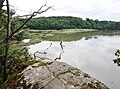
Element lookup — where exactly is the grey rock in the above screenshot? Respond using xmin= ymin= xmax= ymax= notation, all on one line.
xmin=1 ymin=60 xmax=109 ymax=89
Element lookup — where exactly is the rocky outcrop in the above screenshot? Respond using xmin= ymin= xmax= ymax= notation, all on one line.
xmin=1 ymin=60 xmax=109 ymax=89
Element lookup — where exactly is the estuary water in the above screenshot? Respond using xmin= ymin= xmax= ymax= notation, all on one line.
xmin=28 ymin=35 xmax=120 ymax=89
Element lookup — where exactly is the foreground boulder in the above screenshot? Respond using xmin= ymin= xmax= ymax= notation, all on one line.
xmin=1 ymin=60 xmax=109 ymax=89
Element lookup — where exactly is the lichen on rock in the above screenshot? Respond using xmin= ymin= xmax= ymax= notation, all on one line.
xmin=0 ymin=60 xmax=109 ymax=89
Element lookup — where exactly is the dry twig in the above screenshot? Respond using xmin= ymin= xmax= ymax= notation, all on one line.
xmin=0 ymin=4 xmax=54 ymax=44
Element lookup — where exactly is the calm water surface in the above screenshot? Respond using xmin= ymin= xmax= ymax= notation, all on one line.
xmin=28 ymin=36 xmax=120 ymax=89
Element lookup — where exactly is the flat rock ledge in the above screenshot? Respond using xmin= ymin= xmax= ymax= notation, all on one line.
xmin=1 ymin=60 xmax=109 ymax=89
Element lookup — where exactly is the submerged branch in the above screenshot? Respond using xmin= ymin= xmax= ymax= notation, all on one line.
xmin=54 ymin=41 xmax=64 ymax=60
xmin=33 ymin=41 xmax=64 ymax=61
xmin=33 ymin=43 xmax=52 ymax=59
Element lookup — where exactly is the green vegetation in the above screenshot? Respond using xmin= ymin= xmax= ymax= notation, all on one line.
xmin=114 ymin=50 xmax=120 ymax=66
xmin=1 ymin=2 xmax=120 ymax=85
xmin=0 ymin=14 xmax=36 ymax=83
xmin=0 ymin=48 xmax=36 ymax=84
xmin=24 ymin=29 xmax=120 ymax=41
xmin=26 ymin=16 xmax=120 ymax=30
xmin=0 ymin=29 xmax=36 ymax=85
xmin=0 ymin=1 xmax=36 ymax=84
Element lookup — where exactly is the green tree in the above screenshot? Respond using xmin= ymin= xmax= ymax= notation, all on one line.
xmin=0 ymin=0 xmax=52 ymax=83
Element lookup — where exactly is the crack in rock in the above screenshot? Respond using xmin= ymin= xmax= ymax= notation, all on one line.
xmin=1 ymin=60 xmax=109 ymax=89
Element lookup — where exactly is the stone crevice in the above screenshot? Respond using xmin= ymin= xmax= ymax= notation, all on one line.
xmin=0 ymin=60 xmax=109 ymax=89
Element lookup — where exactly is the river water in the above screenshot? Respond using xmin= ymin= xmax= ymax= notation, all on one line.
xmin=28 ymin=35 xmax=120 ymax=89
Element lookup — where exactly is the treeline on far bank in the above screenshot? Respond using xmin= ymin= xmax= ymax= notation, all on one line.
xmin=25 ymin=16 xmax=120 ymax=30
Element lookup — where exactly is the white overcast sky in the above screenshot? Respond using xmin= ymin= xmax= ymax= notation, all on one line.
xmin=9 ymin=0 xmax=120 ymax=21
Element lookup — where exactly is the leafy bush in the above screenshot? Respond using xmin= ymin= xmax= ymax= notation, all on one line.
xmin=113 ymin=50 xmax=120 ymax=66
xmin=0 ymin=49 xmax=36 ymax=84
xmin=14 ymin=31 xmax=28 ymax=41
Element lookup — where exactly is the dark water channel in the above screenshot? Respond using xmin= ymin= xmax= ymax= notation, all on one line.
xmin=28 ymin=35 xmax=120 ymax=89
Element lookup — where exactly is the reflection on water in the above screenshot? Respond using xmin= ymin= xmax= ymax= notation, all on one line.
xmin=28 ymin=36 xmax=120 ymax=89
xmin=44 ymin=30 xmax=120 ymax=41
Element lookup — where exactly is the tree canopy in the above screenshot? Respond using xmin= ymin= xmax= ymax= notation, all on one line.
xmin=26 ymin=16 xmax=120 ymax=30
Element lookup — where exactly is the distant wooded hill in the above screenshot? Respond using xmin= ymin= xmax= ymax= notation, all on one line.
xmin=25 ymin=16 xmax=120 ymax=30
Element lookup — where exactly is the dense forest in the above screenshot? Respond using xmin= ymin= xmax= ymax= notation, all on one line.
xmin=26 ymin=16 xmax=120 ymax=30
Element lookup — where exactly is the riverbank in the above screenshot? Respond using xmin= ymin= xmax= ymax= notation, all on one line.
xmin=11 ymin=29 xmax=97 ymax=49
xmin=2 ymin=29 xmax=120 ymax=88
xmin=11 ymin=29 xmax=120 ymax=49
xmin=27 ymin=33 xmax=120 ymax=89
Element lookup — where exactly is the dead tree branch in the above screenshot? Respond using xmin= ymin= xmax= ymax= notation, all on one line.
xmin=44 ymin=43 xmax=52 ymax=53
xmin=33 ymin=41 xmax=64 ymax=61
xmin=54 ymin=41 xmax=64 ymax=60
xmin=0 ymin=0 xmax=5 ymax=14
xmin=0 ymin=4 xmax=53 ymax=44
xmin=1 ymin=1 xmax=53 ymax=82
xmin=3 ymin=0 xmax=10 ymax=82
xmin=33 ymin=43 xmax=52 ymax=59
